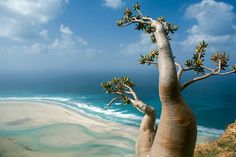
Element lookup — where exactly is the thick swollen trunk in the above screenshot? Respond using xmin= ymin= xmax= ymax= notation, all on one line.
xmin=149 ymin=97 xmax=197 ymax=157
xmin=148 ymin=22 xmax=197 ymax=157
xmin=136 ymin=114 xmax=156 ymax=157
xmin=131 ymin=100 xmax=156 ymax=157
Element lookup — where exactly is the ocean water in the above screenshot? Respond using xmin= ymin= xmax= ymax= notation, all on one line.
xmin=0 ymin=70 xmax=235 ymax=138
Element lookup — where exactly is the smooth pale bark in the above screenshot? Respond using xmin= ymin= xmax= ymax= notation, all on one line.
xmin=131 ymin=100 xmax=156 ymax=157
xmin=148 ymin=22 xmax=197 ymax=157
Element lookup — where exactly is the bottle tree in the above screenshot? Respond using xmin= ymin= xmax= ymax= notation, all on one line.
xmin=101 ymin=3 xmax=236 ymax=157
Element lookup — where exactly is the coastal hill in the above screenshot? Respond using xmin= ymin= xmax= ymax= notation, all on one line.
xmin=195 ymin=120 xmax=236 ymax=157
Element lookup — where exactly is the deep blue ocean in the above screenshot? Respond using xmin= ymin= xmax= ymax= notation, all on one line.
xmin=0 ymin=70 xmax=235 ymax=138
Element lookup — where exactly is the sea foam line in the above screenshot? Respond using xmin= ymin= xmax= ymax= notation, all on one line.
xmin=73 ymin=102 xmax=142 ymax=120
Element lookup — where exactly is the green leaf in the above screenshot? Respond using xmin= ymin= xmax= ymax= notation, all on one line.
xmin=211 ymin=51 xmax=229 ymax=70
xmin=157 ymin=16 xmax=165 ymax=22
xmin=132 ymin=3 xmax=141 ymax=10
xmin=231 ymin=64 xmax=236 ymax=72
xmin=149 ymin=49 xmax=159 ymax=57
xmin=135 ymin=23 xmax=145 ymax=31
xmin=124 ymin=8 xmax=132 ymax=19
xmin=121 ymin=96 xmax=131 ymax=104
xmin=116 ymin=19 xmax=123 ymax=26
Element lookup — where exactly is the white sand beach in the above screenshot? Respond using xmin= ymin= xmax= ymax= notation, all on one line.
xmin=0 ymin=101 xmax=137 ymax=157
xmin=0 ymin=101 xmax=217 ymax=157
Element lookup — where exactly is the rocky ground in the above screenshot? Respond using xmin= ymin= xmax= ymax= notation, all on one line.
xmin=195 ymin=120 xmax=236 ymax=157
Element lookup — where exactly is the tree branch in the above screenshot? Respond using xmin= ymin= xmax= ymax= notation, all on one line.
xmin=180 ymin=72 xmax=214 ymax=90
xmin=180 ymin=65 xmax=235 ymax=91
xmin=122 ymin=83 xmax=139 ymax=100
xmin=108 ymin=97 xmax=121 ymax=107
xmin=131 ymin=17 xmax=152 ymax=24
xmin=122 ymin=84 xmax=155 ymax=115
xmin=201 ymin=66 xmax=214 ymax=72
xmin=142 ymin=16 xmax=154 ymax=22
xmin=143 ymin=61 xmax=158 ymax=65
xmin=218 ymin=71 xmax=235 ymax=75
xmin=107 ymin=84 xmax=155 ymax=115
xmin=175 ymin=62 xmax=184 ymax=82
xmin=174 ymin=62 xmax=193 ymax=82
xmin=214 ymin=60 xmax=222 ymax=74
xmin=137 ymin=9 xmax=143 ymax=17
xmin=130 ymin=99 xmax=155 ymax=116
xmin=120 ymin=17 xmax=153 ymax=27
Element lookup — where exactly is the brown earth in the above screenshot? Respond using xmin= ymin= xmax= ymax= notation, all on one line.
xmin=195 ymin=120 xmax=236 ymax=157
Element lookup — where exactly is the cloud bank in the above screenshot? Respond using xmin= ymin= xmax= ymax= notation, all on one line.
xmin=183 ymin=0 xmax=236 ymax=46
xmin=0 ymin=0 xmax=68 ymax=41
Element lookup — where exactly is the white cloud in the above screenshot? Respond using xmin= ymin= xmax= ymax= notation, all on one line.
xmin=0 ymin=24 xmax=92 ymax=56
xmin=120 ymin=33 xmax=156 ymax=55
xmin=49 ymin=24 xmax=88 ymax=54
xmin=60 ymin=24 xmax=73 ymax=35
xmin=183 ymin=0 xmax=236 ymax=45
xmin=0 ymin=23 xmax=104 ymax=71
xmin=182 ymin=34 xmax=232 ymax=46
xmin=0 ymin=0 xmax=67 ymax=41
xmin=39 ymin=29 xmax=48 ymax=40
xmin=30 ymin=42 xmax=47 ymax=54
xmin=103 ymin=0 xmax=123 ymax=9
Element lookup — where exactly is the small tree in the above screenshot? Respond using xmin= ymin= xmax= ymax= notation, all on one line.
xmin=101 ymin=3 xmax=236 ymax=157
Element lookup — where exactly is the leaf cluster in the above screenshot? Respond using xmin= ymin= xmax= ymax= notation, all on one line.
xmin=117 ymin=3 xmax=179 ymax=43
xmin=157 ymin=16 xmax=178 ymax=39
xmin=139 ymin=49 xmax=159 ymax=65
xmin=211 ymin=51 xmax=229 ymax=70
xmin=101 ymin=77 xmax=135 ymax=104
xmin=132 ymin=3 xmax=141 ymax=10
xmin=185 ymin=41 xmax=208 ymax=73
xmin=185 ymin=41 xmax=234 ymax=74
xmin=232 ymin=64 xmax=236 ymax=72
xmin=116 ymin=3 xmax=156 ymax=43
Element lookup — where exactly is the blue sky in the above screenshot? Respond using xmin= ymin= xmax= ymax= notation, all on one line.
xmin=0 ymin=0 xmax=236 ymax=73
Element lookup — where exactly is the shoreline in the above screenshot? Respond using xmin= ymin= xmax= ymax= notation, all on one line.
xmin=0 ymin=100 xmax=220 ymax=156
xmin=0 ymin=100 xmax=138 ymax=136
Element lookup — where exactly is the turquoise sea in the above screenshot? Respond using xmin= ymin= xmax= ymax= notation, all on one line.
xmin=0 ymin=70 xmax=235 ymax=138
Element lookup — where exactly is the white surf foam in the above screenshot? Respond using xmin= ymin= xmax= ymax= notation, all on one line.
xmin=73 ymin=102 xmax=142 ymax=120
